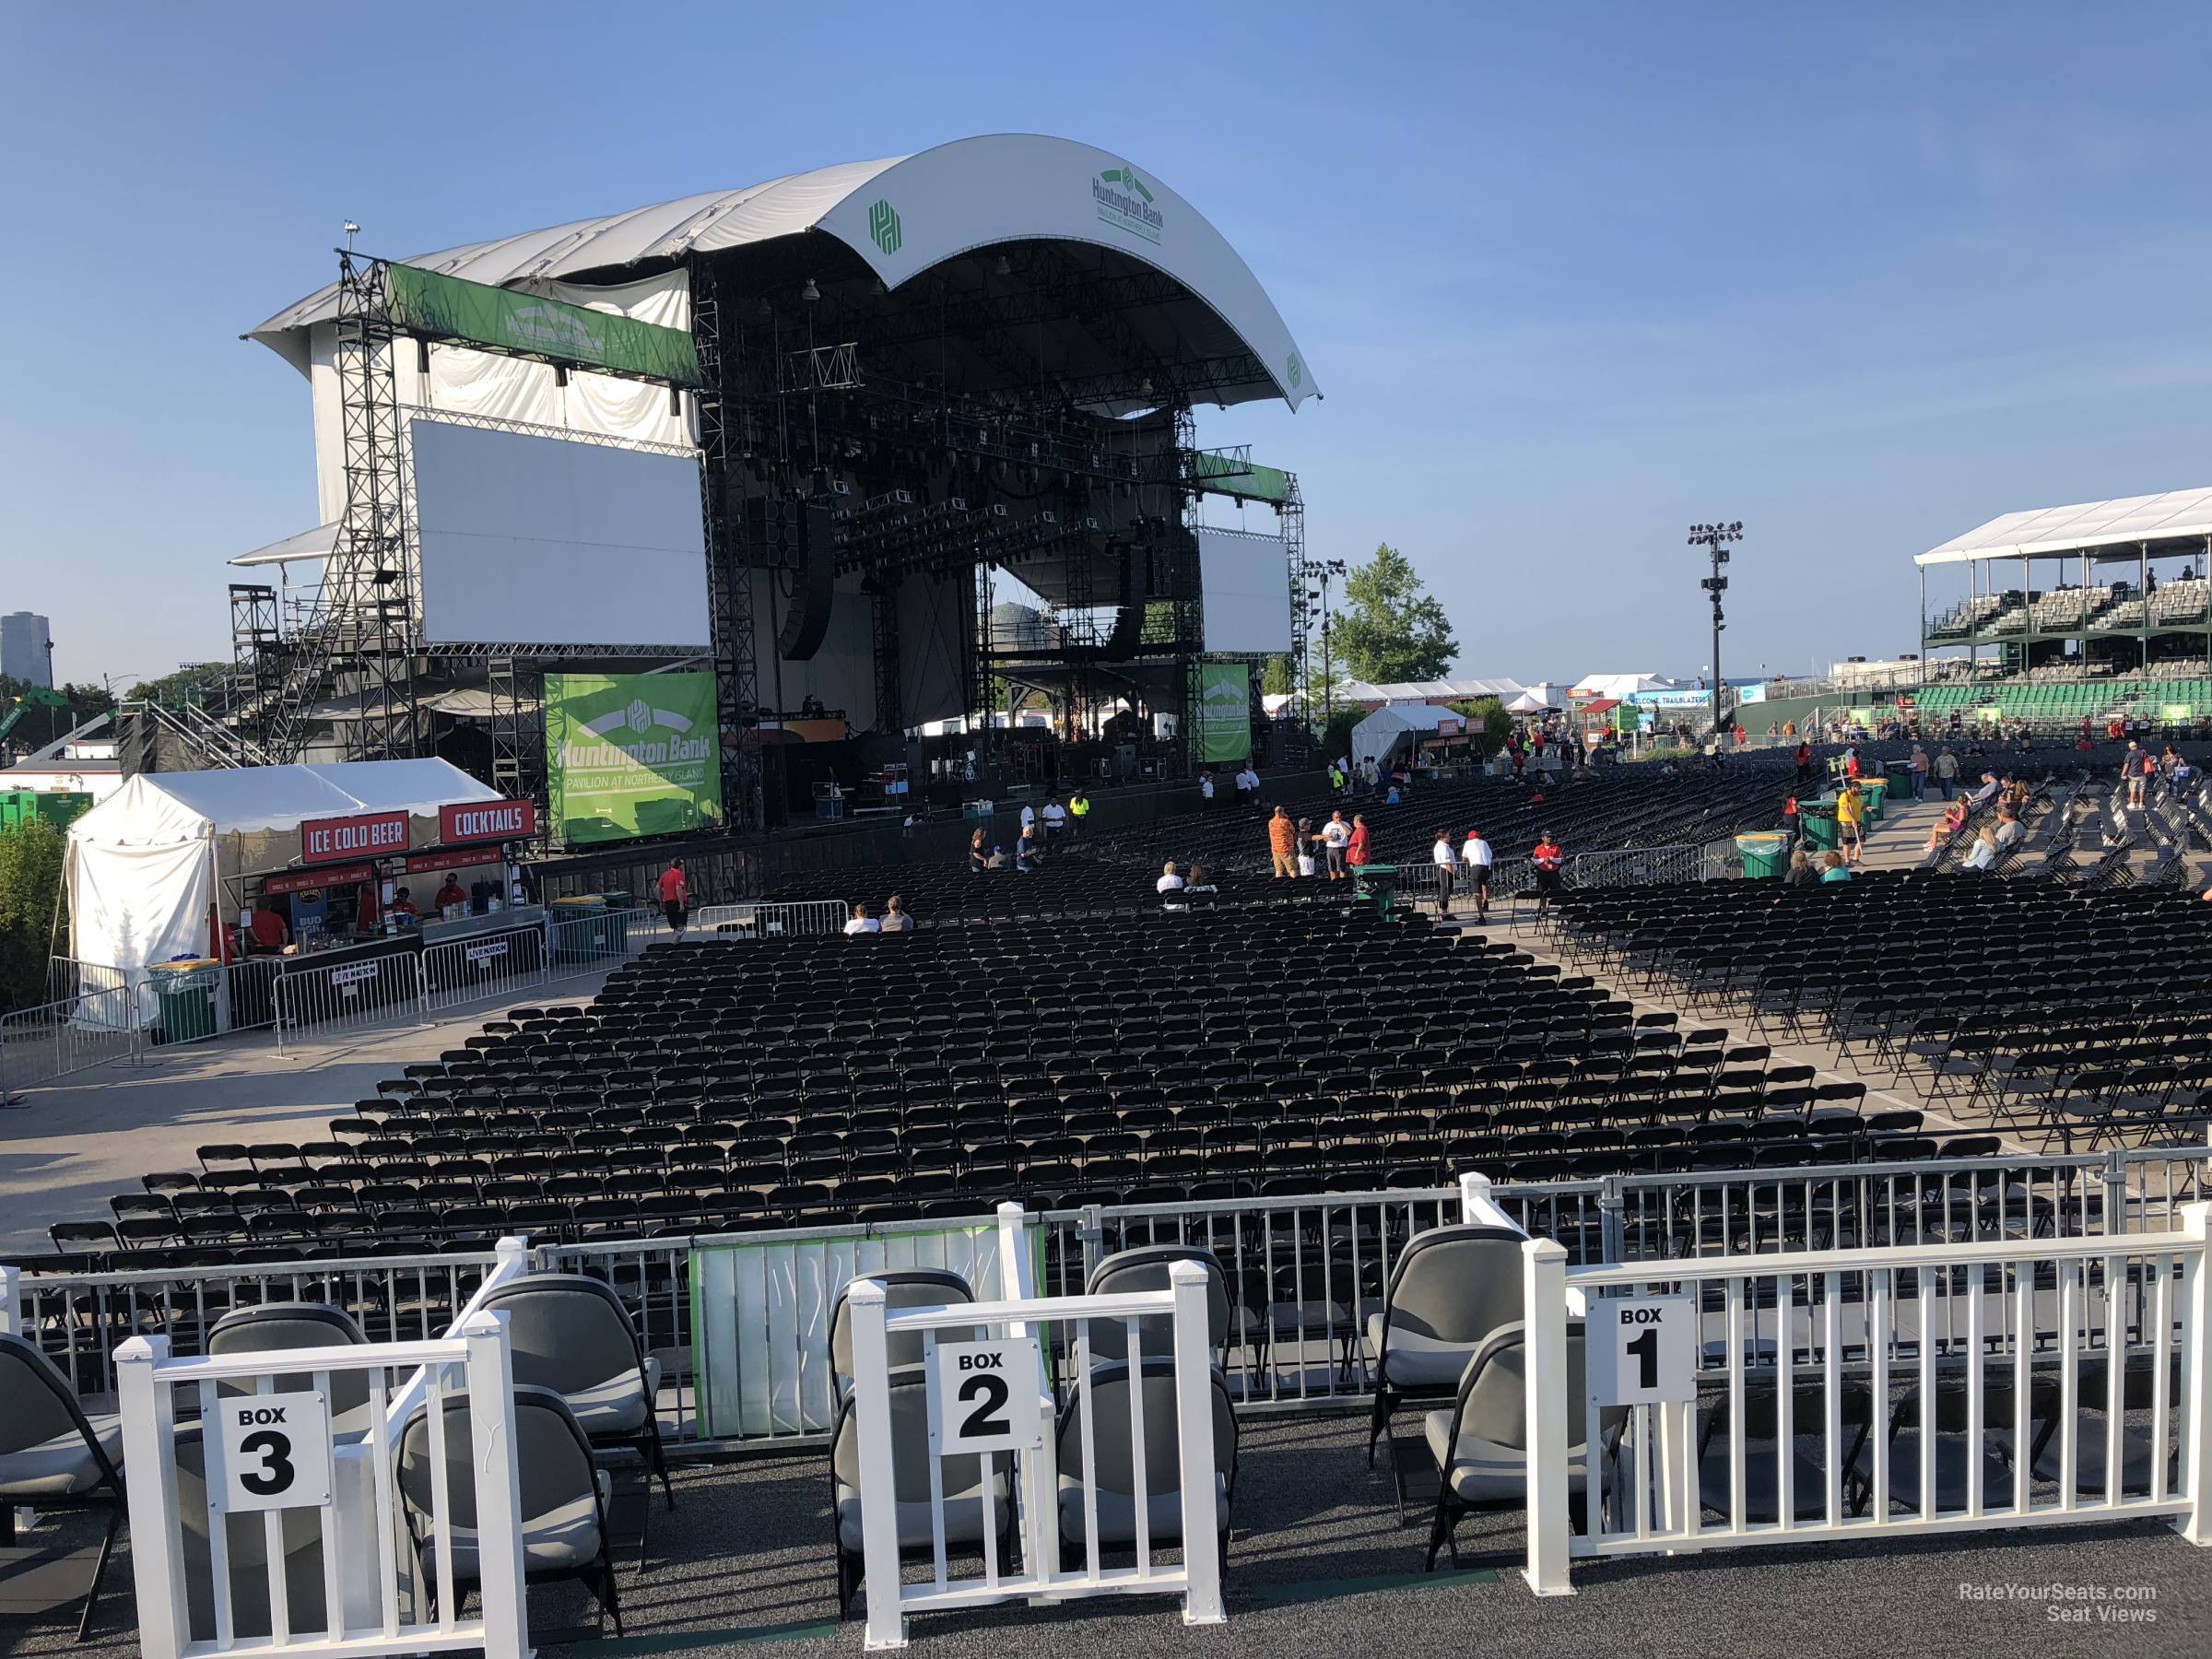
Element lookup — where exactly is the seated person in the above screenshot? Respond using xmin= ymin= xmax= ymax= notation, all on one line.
xmin=1923 ymin=796 xmax=1971 ymax=852
xmin=1182 ymin=863 xmax=1220 ymax=907
xmin=880 ymin=895 xmax=916 ymax=931
xmin=1969 ymin=771 xmax=2001 ymax=806
xmin=1156 ymin=860 xmax=1186 ymax=895
xmin=1960 ymin=826 xmax=1999 ymax=871
xmin=1992 ymin=807 xmax=2026 ymax=850
xmin=1819 ymin=851 xmax=1853 ymax=883
xmin=843 ymin=902 xmax=881 ymax=935
xmin=386 ymin=886 xmax=418 ymax=924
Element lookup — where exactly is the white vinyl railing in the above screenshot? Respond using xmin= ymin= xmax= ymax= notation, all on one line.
xmin=113 ymin=1236 xmax=538 ymax=1658
xmin=844 ymin=1203 xmax=1224 ymax=1648
xmin=116 ymin=1314 xmax=528 ymax=1659
xmin=1520 ymin=1201 xmax=2212 ymax=1594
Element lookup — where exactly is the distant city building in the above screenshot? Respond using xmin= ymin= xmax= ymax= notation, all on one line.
xmin=1 ymin=611 xmax=53 ymax=688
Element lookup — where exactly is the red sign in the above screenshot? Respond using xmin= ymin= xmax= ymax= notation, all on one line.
xmin=406 ymin=847 xmax=499 ymax=876
xmin=439 ymin=799 xmax=536 ymax=844
xmin=264 ymin=863 xmax=371 ymax=896
xmin=300 ymin=810 xmax=411 ymax=865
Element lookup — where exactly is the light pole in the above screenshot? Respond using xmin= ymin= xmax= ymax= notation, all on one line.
xmin=1303 ymin=559 xmax=1348 ymax=736
xmin=1688 ymin=521 xmax=1743 ymax=747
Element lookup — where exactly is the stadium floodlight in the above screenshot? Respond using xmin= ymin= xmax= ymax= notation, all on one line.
xmin=342 ymin=221 xmax=360 ymax=251
xmin=1308 ymin=557 xmax=1350 ymax=731
xmin=801 ymin=277 xmax=820 ymax=302
xmin=1687 ymin=520 xmax=1746 ymax=749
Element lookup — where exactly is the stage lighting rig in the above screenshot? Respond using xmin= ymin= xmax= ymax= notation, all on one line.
xmin=1687 ymin=521 xmax=1744 ymax=744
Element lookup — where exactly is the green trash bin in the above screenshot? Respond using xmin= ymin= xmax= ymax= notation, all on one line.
xmin=148 ymin=959 xmax=219 ymax=1043
xmin=1858 ymin=778 xmax=1888 ymax=823
xmin=1352 ymin=863 xmax=1400 ymax=920
xmin=550 ymin=894 xmax=609 ymax=963
xmin=598 ymin=895 xmax=634 ymax=953
xmin=1735 ymin=832 xmax=1788 ymax=879
xmin=1802 ymin=808 xmax=1839 ymax=852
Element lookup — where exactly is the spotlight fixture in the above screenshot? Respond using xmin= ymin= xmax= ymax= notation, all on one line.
xmin=994 ymin=254 xmax=1013 ymax=277
xmin=756 ymin=297 xmax=773 ymax=319
xmin=1686 ymin=519 xmax=1747 ymax=745
xmin=801 ymin=277 xmax=820 ymax=302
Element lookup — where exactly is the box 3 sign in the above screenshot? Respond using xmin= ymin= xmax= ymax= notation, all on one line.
xmin=300 ymin=810 xmax=410 ymax=866
xmin=1586 ymin=1295 xmax=1696 ymax=1406
xmin=929 ymin=1337 xmax=1042 ymax=1454
xmin=214 ymin=1390 xmax=332 ymax=1512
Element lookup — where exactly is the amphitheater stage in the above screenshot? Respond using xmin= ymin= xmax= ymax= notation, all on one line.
xmin=13 ymin=1412 xmax=2210 ymax=1657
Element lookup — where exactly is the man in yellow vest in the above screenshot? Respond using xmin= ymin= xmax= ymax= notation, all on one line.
xmin=1068 ymin=788 xmax=1090 ymax=838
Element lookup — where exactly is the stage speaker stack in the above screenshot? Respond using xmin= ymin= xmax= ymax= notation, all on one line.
xmin=771 ymin=499 xmax=837 ymax=661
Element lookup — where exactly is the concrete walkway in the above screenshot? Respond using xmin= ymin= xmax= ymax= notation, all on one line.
xmin=0 ymin=964 xmax=622 ymax=1254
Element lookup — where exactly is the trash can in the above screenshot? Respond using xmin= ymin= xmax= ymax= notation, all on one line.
xmin=1801 ymin=808 xmax=1839 ymax=852
xmin=1735 ymin=832 xmax=1788 ymax=879
xmin=1858 ymin=778 xmax=1888 ymax=822
xmin=1352 ymin=863 xmax=1400 ymax=920
xmin=148 ymin=959 xmax=220 ymax=1043
xmin=550 ymin=894 xmax=609 ymax=963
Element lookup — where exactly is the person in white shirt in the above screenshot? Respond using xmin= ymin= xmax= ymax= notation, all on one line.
xmin=1320 ymin=811 xmax=1352 ymax=880
xmin=1198 ymin=771 xmax=1216 ymax=811
xmin=1156 ymin=860 xmax=1186 ymax=894
xmin=1041 ymin=798 xmax=1066 ymax=840
xmin=843 ymin=902 xmax=881 ymax=935
xmin=1019 ymin=801 xmax=1037 ymax=835
xmin=1461 ymin=829 xmax=1495 ymax=921
xmin=1430 ymin=830 xmax=1458 ymax=917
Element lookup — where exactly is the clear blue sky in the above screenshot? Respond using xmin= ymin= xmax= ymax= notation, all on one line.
xmin=5 ymin=2 xmax=2208 ymax=688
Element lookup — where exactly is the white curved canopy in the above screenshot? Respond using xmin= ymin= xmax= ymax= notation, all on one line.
xmin=1916 ymin=487 xmax=2212 ymax=566
xmin=250 ymin=135 xmax=1318 ymax=411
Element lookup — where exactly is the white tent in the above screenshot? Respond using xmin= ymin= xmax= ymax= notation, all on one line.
xmin=66 ymin=759 xmax=501 ymax=977
xmin=1348 ymin=702 xmax=1465 ymax=766
xmin=1505 ymin=690 xmax=1549 ymax=713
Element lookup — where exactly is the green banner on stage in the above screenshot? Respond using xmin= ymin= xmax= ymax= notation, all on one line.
xmin=1196 ymin=663 xmax=1252 ymax=763
xmin=545 ymin=672 xmax=723 ymax=845
xmin=386 ymin=264 xmax=700 ymax=385
xmin=1192 ymin=451 xmax=1291 ymax=504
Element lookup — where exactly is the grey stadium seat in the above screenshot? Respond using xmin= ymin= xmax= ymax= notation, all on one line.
xmin=1365 ymin=1223 xmax=1525 ymax=1464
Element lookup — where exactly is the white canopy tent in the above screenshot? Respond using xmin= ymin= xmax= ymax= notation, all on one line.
xmin=1915 ymin=488 xmax=2212 ymax=565
xmin=1348 ymin=702 xmax=1465 ymax=767
xmin=66 ymin=759 xmax=502 ymax=979
xmin=1505 ymin=691 xmax=1550 ymax=713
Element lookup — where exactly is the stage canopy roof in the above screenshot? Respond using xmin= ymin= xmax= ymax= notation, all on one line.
xmin=249 ymin=134 xmax=1318 ymax=414
xmin=1916 ymin=487 xmax=2212 ymax=567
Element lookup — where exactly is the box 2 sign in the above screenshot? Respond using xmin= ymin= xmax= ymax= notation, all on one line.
xmin=1586 ymin=1295 xmax=1697 ymax=1406
xmin=928 ymin=1337 xmax=1042 ymax=1454
xmin=300 ymin=810 xmax=410 ymax=865
xmin=214 ymin=1390 xmax=333 ymax=1512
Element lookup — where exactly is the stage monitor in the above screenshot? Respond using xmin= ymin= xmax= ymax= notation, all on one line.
xmin=1195 ymin=527 xmax=1291 ymax=653
xmin=411 ymin=418 xmax=709 ymax=647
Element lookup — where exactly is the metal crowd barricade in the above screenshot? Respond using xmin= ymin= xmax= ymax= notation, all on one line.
xmin=690 ymin=900 xmax=852 ymax=939
xmin=845 ymin=1203 xmax=1224 ymax=1647
xmin=0 ymin=984 xmax=142 ymax=1100
xmin=421 ymin=921 xmax=550 ymax=1017
xmin=1567 ymin=846 xmax=1702 ymax=889
xmin=1521 ymin=1202 xmax=2212 ymax=1593
xmin=274 ymin=948 xmax=429 ymax=1055
xmin=117 ymin=1313 xmax=528 ymax=1659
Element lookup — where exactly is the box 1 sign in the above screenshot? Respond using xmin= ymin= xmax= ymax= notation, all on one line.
xmin=1586 ymin=1295 xmax=1696 ymax=1406
xmin=214 ymin=1390 xmax=332 ymax=1512
xmin=300 ymin=810 xmax=410 ymax=865
xmin=928 ymin=1337 xmax=1042 ymax=1454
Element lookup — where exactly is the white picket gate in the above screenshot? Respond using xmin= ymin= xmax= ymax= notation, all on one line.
xmin=844 ymin=1204 xmax=1226 ymax=1648
xmin=1521 ymin=1201 xmax=2212 ymax=1594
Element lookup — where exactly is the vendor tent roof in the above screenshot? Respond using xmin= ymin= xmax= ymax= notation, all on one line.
xmin=1916 ymin=487 xmax=2212 ymax=566
xmin=71 ymin=759 xmax=500 ymax=842
xmin=1505 ymin=691 xmax=1550 ymax=712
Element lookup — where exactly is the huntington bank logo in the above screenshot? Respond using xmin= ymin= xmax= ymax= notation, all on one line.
xmin=1093 ymin=164 xmax=1163 ymax=244
xmin=1287 ymin=353 xmax=1302 ymax=390
xmin=867 ymin=198 xmax=902 ymax=256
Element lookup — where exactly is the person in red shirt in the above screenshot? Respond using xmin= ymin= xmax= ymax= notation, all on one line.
xmin=656 ymin=859 xmax=689 ymax=937
xmin=1346 ymin=814 xmax=1371 ymax=869
xmin=1782 ymin=794 xmax=1801 ymax=849
xmin=246 ymin=900 xmax=289 ymax=954
xmin=433 ymin=876 xmax=466 ymax=912
xmin=1531 ymin=830 xmax=1566 ymax=912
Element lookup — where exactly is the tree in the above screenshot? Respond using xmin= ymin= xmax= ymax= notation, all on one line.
xmin=1328 ymin=544 xmax=1458 ymax=684
xmin=1260 ymin=656 xmax=1295 ymax=698
xmin=0 ymin=818 xmax=66 ymax=1011
xmin=1447 ymin=696 xmax=1511 ymax=759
